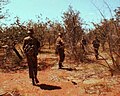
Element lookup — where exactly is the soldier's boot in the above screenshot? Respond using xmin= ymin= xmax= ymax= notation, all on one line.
xmin=35 ymin=77 xmax=39 ymax=83
xmin=59 ymin=62 xmax=63 ymax=69
xmin=32 ymin=78 xmax=35 ymax=86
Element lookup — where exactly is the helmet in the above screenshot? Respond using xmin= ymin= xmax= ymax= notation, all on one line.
xmin=58 ymin=32 xmax=61 ymax=36
xmin=58 ymin=32 xmax=63 ymax=36
xmin=27 ymin=28 xmax=34 ymax=34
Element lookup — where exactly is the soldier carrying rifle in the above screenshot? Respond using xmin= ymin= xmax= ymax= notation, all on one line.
xmin=55 ymin=32 xmax=65 ymax=69
xmin=23 ymin=28 xmax=40 ymax=85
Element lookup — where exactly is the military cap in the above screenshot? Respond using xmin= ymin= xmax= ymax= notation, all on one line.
xmin=58 ymin=32 xmax=63 ymax=36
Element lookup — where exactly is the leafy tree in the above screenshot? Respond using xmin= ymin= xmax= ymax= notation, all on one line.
xmin=0 ymin=0 xmax=9 ymax=20
xmin=62 ymin=6 xmax=84 ymax=61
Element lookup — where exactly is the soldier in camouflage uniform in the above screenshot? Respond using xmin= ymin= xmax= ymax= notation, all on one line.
xmin=55 ymin=33 xmax=65 ymax=69
xmin=92 ymin=37 xmax=100 ymax=60
xmin=23 ymin=28 xmax=40 ymax=85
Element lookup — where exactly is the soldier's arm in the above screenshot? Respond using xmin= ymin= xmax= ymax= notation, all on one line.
xmin=60 ymin=38 xmax=64 ymax=45
xmin=36 ymin=39 xmax=40 ymax=49
xmin=23 ymin=39 xmax=27 ymax=50
xmin=33 ymin=38 xmax=40 ymax=49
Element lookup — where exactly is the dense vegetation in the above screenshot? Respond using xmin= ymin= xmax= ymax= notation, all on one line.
xmin=0 ymin=1 xmax=120 ymax=75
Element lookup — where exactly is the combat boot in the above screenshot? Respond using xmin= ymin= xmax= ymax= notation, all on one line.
xmin=59 ymin=62 xmax=63 ymax=69
xmin=32 ymin=78 xmax=35 ymax=85
xmin=35 ymin=77 xmax=39 ymax=83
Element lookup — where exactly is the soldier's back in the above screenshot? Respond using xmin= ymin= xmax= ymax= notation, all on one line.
xmin=92 ymin=39 xmax=100 ymax=48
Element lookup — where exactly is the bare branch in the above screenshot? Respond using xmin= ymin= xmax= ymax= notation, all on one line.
xmin=103 ymin=0 xmax=113 ymax=18
xmin=91 ymin=1 xmax=106 ymax=19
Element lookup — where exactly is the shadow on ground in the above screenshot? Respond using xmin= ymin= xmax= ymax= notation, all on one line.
xmin=36 ymin=84 xmax=62 ymax=90
xmin=61 ymin=67 xmax=78 ymax=71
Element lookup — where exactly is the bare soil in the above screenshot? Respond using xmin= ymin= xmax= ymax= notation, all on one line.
xmin=0 ymin=47 xmax=120 ymax=96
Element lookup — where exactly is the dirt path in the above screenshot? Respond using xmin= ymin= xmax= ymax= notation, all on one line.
xmin=0 ymin=48 xmax=120 ymax=96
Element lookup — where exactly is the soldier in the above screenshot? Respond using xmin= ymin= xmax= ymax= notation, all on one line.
xmin=23 ymin=28 xmax=40 ymax=85
xmin=55 ymin=32 xmax=65 ymax=69
xmin=81 ymin=36 xmax=87 ymax=53
xmin=92 ymin=36 xmax=100 ymax=60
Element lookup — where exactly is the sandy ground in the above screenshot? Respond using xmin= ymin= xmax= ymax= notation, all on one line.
xmin=0 ymin=48 xmax=120 ymax=96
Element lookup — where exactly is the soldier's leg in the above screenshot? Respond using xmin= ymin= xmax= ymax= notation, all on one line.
xmin=28 ymin=65 xmax=33 ymax=78
xmin=33 ymin=56 xmax=39 ymax=83
xmin=34 ymin=69 xmax=39 ymax=83
xmin=58 ymin=55 xmax=62 ymax=69
xmin=96 ymin=49 xmax=99 ymax=59
xmin=29 ymin=65 xmax=35 ymax=85
xmin=61 ymin=53 xmax=65 ymax=62
xmin=34 ymin=68 xmax=39 ymax=83
xmin=95 ymin=48 xmax=99 ymax=60
xmin=29 ymin=65 xmax=34 ymax=86
xmin=27 ymin=56 xmax=36 ymax=85
xmin=59 ymin=52 xmax=65 ymax=69
xmin=82 ymin=45 xmax=85 ymax=53
xmin=32 ymin=77 xmax=35 ymax=85
xmin=27 ymin=57 xmax=33 ymax=78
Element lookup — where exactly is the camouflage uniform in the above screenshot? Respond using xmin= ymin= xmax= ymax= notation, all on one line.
xmin=92 ymin=37 xmax=100 ymax=60
xmin=23 ymin=29 xmax=40 ymax=85
xmin=56 ymin=33 xmax=65 ymax=69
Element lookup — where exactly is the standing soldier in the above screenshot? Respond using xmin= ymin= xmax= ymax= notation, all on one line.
xmin=92 ymin=36 xmax=100 ymax=60
xmin=81 ymin=36 xmax=87 ymax=53
xmin=23 ymin=28 xmax=40 ymax=85
xmin=55 ymin=32 xmax=65 ymax=69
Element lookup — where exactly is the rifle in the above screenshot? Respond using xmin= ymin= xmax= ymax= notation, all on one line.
xmin=13 ymin=46 xmax=23 ymax=60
